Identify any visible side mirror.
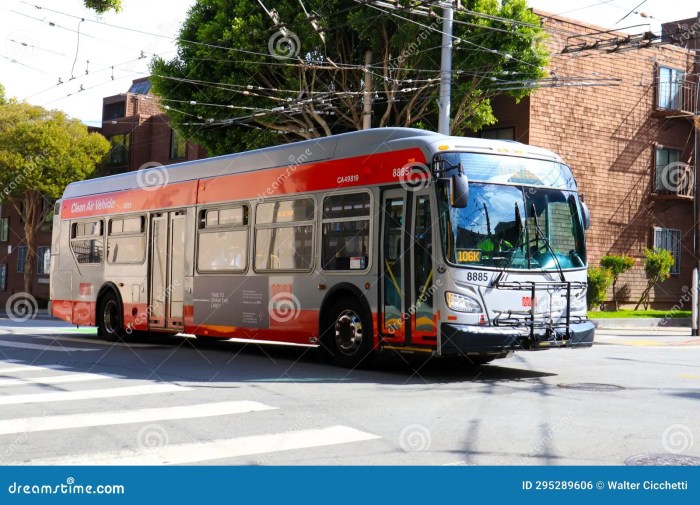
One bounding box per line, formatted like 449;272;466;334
580;197;591;230
450;172;469;208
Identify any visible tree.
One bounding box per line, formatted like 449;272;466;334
151;0;548;155
0;101;110;295
83;0;122;13
0;83;5;105
600;254;634;310
587;267;612;311
635;248;675;310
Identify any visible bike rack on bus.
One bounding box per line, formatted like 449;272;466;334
491;280;587;346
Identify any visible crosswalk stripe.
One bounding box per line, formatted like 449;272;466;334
0;372;121;387
0;364;68;374
0;340;99;352
25;425;381;465
33;335;159;348
0;401;276;435
0;383;187;406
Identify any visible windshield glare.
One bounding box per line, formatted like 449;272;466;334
438;182;586;270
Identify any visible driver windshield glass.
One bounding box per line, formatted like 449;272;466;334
438;182;586;270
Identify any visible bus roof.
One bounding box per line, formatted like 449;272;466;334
63;127;563;199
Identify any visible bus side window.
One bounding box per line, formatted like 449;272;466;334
197;205;249;273
70;219;104;264
321;192;371;271
254;198;315;272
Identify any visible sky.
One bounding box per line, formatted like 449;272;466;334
0;0;698;126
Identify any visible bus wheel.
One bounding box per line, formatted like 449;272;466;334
98;291;125;340
323;298;372;368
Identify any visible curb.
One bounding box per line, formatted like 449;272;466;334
591;317;691;328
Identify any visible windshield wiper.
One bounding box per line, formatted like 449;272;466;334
531;203;566;282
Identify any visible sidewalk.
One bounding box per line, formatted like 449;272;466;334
591;317;690;329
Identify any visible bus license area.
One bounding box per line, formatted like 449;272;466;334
337;174;359;184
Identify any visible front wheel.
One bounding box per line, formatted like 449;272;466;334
321;297;373;368
97;291;125;340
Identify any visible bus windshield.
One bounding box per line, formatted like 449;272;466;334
438;182;587;270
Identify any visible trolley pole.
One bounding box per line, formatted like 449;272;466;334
362;50;372;130
438;2;454;135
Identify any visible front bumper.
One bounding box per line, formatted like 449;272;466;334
439;321;595;356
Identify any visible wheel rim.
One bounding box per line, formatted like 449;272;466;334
103;299;120;335
334;309;363;356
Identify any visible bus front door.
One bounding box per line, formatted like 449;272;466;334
410;190;438;343
149;211;186;332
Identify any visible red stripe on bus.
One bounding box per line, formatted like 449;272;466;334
61;148;427;218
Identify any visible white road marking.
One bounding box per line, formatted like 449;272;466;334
0;365;68;374
0;383;187;406
0;372;122;387
27;425;381;465
0;340;99;352
0;401;277;435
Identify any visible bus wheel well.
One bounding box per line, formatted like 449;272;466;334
318;284;373;340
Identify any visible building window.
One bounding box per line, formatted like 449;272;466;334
0;264;6;291
128;80;151;95
657;67;685;110
107;133;130;167
0;217;8;242
17;245;27;273
321;192;371;271
103;101;126;121
479;127;515;140
254;198;315;271
655;147;687;194
170;130;187;160
37;246;50;274
654;228;681;275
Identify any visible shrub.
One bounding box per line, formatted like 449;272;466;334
600;254;635;310
587;266;612;310
635;248;675;310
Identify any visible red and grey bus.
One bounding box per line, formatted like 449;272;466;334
50;127;593;367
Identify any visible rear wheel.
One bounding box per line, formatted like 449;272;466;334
321;297;373;368
97;291;125;340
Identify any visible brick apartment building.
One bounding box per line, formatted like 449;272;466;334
0;77;206;307
479;11;699;308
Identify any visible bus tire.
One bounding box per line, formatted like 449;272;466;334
321;297;373;368
97;291;126;340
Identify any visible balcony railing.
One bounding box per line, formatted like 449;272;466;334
653;163;695;199
656;79;697;115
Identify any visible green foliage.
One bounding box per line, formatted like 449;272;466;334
587;267;612;310
635;248;675;310
83;0;122;13
600;255;634;278
600;254;635;309
150;0;549;155
0;100;110;293
0;83;5;105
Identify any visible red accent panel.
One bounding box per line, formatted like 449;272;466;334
198;148;427;204
123;303;149;331
72;301;95;326
61;180;198;219
183;305;195;329
52;300;74;323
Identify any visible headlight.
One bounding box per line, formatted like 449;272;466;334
445;292;482;313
